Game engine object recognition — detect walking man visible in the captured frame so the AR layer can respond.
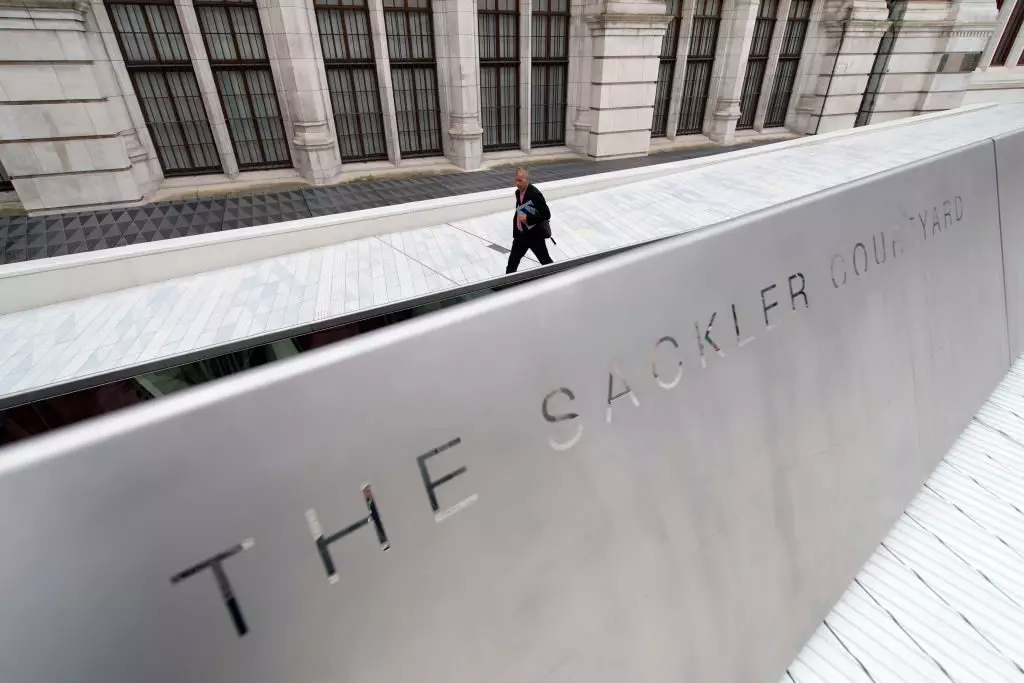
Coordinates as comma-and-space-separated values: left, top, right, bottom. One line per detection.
506, 167, 554, 273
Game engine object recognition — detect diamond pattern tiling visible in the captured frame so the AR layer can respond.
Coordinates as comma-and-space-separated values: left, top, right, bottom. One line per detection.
0, 141, 773, 265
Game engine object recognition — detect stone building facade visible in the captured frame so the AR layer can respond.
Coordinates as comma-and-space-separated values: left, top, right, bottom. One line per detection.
0, 0, 1014, 213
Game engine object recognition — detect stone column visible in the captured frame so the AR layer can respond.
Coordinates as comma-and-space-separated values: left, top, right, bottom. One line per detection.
565, 0, 590, 152
0, 0, 150, 213
368, 0, 402, 163
261, 0, 342, 182
584, 0, 670, 158
789, 0, 889, 135
434, 0, 483, 169
753, 0, 792, 129
519, 0, 532, 152
706, 0, 760, 144
664, 0, 696, 139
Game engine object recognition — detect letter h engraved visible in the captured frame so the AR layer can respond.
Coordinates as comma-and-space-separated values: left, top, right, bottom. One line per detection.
306, 485, 390, 585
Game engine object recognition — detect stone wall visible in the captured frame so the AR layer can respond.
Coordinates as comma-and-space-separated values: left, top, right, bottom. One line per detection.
0, 0, 158, 212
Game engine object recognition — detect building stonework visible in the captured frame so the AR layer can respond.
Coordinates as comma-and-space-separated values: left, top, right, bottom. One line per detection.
0, 0, 1016, 214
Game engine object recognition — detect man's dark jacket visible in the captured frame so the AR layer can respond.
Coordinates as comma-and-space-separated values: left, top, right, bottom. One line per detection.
512, 184, 551, 239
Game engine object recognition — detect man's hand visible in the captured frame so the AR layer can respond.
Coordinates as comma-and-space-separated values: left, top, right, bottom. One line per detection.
517, 212, 527, 231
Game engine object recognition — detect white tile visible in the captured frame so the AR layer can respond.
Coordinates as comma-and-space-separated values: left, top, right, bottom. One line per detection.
3, 105, 1024, 405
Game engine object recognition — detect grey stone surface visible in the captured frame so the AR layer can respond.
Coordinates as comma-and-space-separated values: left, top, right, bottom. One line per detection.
0, 141, 768, 265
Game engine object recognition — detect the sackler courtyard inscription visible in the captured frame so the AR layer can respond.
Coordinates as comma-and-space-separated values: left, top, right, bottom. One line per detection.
169, 194, 966, 639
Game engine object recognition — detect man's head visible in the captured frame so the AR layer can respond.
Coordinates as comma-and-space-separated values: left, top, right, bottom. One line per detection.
515, 167, 530, 191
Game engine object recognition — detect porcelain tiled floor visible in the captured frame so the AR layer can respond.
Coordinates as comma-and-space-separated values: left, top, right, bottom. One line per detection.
2, 105, 1024, 407
0, 142, 773, 266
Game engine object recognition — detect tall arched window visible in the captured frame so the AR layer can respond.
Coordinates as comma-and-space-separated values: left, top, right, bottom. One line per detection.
531, 0, 569, 146
384, 0, 443, 156
315, 0, 388, 161
479, 0, 519, 150
194, 0, 291, 169
677, 0, 721, 135
106, 0, 221, 175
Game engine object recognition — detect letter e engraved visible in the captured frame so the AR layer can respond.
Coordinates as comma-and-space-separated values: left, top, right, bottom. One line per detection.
170, 538, 255, 637
306, 485, 390, 585
606, 365, 640, 424
788, 273, 808, 311
695, 313, 724, 368
543, 388, 583, 451
417, 437, 478, 523
652, 336, 683, 389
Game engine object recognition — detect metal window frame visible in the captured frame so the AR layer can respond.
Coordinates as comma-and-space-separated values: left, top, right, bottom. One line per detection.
384, 0, 444, 158
105, 0, 223, 176
677, 0, 722, 136
737, 0, 779, 130
315, 0, 389, 162
530, 0, 570, 147
651, 0, 683, 138
478, 0, 520, 151
994, 0, 1024, 66
763, 0, 811, 128
194, 0, 293, 171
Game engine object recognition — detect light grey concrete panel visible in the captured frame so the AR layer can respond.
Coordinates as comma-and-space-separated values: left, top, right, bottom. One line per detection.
995, 128, 1024, 359
0, 141, 1009, 683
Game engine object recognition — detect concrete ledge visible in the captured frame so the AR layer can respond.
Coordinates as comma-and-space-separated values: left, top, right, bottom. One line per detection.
0, 104, 998, 315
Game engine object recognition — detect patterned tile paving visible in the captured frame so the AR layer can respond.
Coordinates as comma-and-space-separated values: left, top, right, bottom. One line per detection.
0, 143, 770, 266
2, 105, 1024, 406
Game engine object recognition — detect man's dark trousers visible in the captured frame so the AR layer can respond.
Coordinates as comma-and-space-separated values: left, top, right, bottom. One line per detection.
506, 230, 553, 273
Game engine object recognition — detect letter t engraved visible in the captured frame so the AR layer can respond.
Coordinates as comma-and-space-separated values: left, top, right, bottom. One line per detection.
307, 484, 390, 585
170, 538, 255, 637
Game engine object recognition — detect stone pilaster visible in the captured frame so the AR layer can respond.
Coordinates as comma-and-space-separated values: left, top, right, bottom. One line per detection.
790, 0, 890, 135
434, 0, 483, 169
261, 0, 341, 182
706, 0, 760, 143
88, 0, 162, 196
664, 0, 696, 139
368, 0, 402, 163
0, 0, 151, 213
584, 0, 670, 158
519, 0, 532, 152
565, 0, 590, 153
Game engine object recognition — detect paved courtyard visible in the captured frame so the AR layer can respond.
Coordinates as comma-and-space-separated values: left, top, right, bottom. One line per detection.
0, 142, 772, 266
